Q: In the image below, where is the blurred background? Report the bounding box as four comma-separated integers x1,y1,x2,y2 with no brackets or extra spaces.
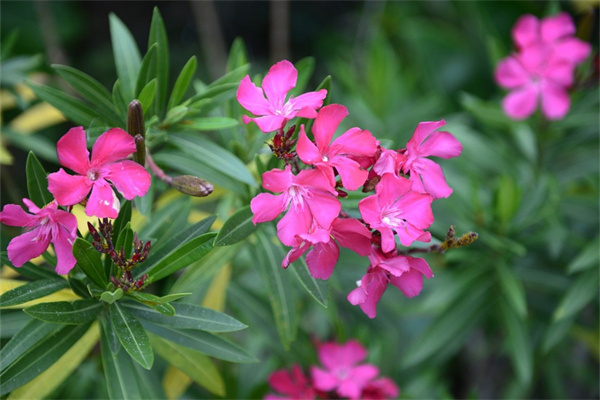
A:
1,1,598,399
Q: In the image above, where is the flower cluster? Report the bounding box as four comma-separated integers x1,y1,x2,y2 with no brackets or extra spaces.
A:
239,60,462,318
495,12,591,120
0,127,150,274
265,340,399,400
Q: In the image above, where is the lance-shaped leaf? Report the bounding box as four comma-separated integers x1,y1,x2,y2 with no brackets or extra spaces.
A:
135,43,157,97
112,200,132,245
147,7,169,116
126,291,190,305
25,151,53,207
109,302,154,370
214,206,257,247
138,78,157,115
28,81,100,127
168,56,197,109
0,279,69,308
114,222,134,259
109,13,141,101
291,257,329,308
24,300,102,325
1,252,56,281
553,268,599,321
180,117,238,131
0,311,32,339
0,318,63,370
73,238,107,288
122,301,246,332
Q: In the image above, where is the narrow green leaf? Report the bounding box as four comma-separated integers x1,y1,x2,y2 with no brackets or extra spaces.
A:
135,43,157,97
24,300,102,325
126,291,191,305
109,13,141,101
147,7,169,116
73,238,108,288
288,56,315,98
500,302,533,384
291,257,329,308
0,311,32,338
112,80,127,118
138,197,191,240
2,128,58,163
214,206,257,247
100,289,124,304
226,38,248,72
567,238,599,274
109,302,154,370
0,319,62,370
141,321,257,363
185,82,239,106
0,323,90,396
137,78,157,115
496,263,527,319
122,301,247,332
0,279,69,308
1,252,56,281
150,334,225,396
114,223,134,259
553,269,599,321
68,274,92,299
542,315,576,353
28,81,99,127
113,200,132,244
181,116,238,131
25,152,53,207
168,56,197,109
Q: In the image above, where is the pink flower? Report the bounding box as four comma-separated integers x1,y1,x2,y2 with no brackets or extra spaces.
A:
311,340,379,399
47,127,151,219
282,217,372,280
360,377,400,400
496,13,591,120
0,199,77,274
237,60,327,133
250,165,340,247
359,174,433,253
297,104,378,191
347,248,433,318
265,365,316,400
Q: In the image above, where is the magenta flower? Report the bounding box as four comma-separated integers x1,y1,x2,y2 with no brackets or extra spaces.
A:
360,377,400,400
47,127,151,219
265,365,316,400
496,13,591,120
250,165,340,247
311,340,379,399
282,217,372,280
347,248,433,318
237,60,327,133
297,104,378,191
359,174,433,253
0,199,77,274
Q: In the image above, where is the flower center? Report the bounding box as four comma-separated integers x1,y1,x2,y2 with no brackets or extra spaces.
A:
322,155,329,162
382,207,406,228
286,184,308,210
39,217,49,226
87,169,100,181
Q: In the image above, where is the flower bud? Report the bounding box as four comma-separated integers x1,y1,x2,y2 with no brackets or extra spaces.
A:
127,100,146,166
172,175,214,197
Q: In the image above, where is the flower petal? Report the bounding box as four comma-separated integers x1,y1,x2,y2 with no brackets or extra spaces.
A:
512,14,540,49
251,193,287,224
103,160,151,200
380,227,397,254
91,128,136,167
282,241,310,269
418,131,462,159
329,127,378,158
390,269,424,297
358,268,388,318
495,56,530,89
242,114,286,133
541,12,575,44
7,228,51,267
48,169,92,206
22,198,42,214
287,89,327,117
408,120,446,149
330,156,368,191
277,206,312,247
544,59,574,87
236,75,271,116
502,84,539,120
553,38,592,64
296,127,322,165
56,126,90,175
540,81,570,120
306,241,339,280
0,204,35,227
411,158,453,199
85,180,120,219
305,191,340,230
310,367,338,392
312,104,349,151
262,60,297,107
52,226,77,275
262,165,293,193
342,364,380,397
331,218,371,257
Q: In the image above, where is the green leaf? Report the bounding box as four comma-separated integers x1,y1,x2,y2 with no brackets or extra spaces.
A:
126,291,190,305
140,232,216,282
0,311,32,338
0,279,69,308
0,319,63,370
496,263,527,319
109,13,141,101
0,323,90,396
147,7,169,116
122,301,247,332
567,238,599,274
1,255,56,281
135,43,157,97
24,300,102,325
114,223,134,259
168,56,197,109
141,321,257,363
137,78,157,115
28,81,99,127
254,228,297,349
150,334,225,396
113,200,132,244
500,302,532,384
180,117,238,131
226,38,248,72
25,152,53,207
185,82,239,107
214,206,257,247
112,80,127,118
138,197,191,240
68,274,92,299
290,257,328,308
553,268,599,321
100,289,124,304
73,238,108,288
109,302,154,370
52,64,122,126
542,315,576,353
288,56,315,97
2,128,58,163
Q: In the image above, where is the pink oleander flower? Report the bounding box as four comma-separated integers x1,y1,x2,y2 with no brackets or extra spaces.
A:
282,217,372,280
347,248,433,318
311,340,379,399
47,127,151,219
496,13,591,120
251,165,340,247
297,104,378,191
359,174,433,253
265,365,316,400
237,60,327,133
0,199,77,274
360,377,400,400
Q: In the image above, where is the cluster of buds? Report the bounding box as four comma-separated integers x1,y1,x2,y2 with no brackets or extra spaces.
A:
88,219,150,292
268,125,297,161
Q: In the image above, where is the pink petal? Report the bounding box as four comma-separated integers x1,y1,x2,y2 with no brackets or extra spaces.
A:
418,131,463,159
0,204,35,227
51,209,78,237
7,228,51,267
47,169,92,206
262,60,297,107
242,114,286,133
411,158,453,199
541,12,575,44
502,84,539,120
296,127,322,165
277,206,312,247
310,367,338,392
331,218,371,257
495,56,530,89
378,255,410,277
347,286,367,306
306,241,339,280
358,195,381,227
85,180,120,219
294,168,337,196
329,127,378,158
52,226,77,275
236,75,271,116
553,38,592,64
262,166,294,193
22,198,42,214
103,160,151,200
544,59,574,87
287,89,327,117
395,222,431,247
390,269,424,297
408,120,447,149
540,81,570,120
337,380,363,399
358,268,388,318
345,364,380,391
376,174,413,208
318,340,368,371
330,156,368,191
305,191,340,229
250,193,286,224
56,126,91,175
282,241,310,269
512,14,540,49
396,191,433,229
380,227,397,253
373,149,400,177
312,104,349,151
90,128,136,167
